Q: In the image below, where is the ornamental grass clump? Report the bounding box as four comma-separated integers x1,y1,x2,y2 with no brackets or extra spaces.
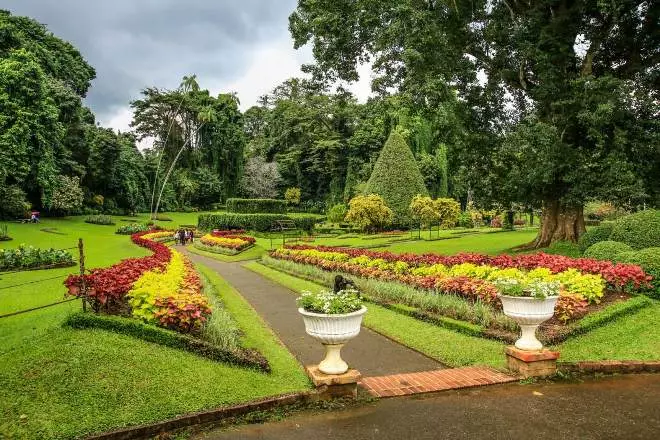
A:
297,289,362,314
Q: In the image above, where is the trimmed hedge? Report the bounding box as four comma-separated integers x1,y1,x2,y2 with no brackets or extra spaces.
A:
226,198,287,214
578,222,614,251
610,209,660,249
615,247,660,299
198,213,319,233
364,131,428,227
583,241,633,261
63,312,270,372
84,214,115,225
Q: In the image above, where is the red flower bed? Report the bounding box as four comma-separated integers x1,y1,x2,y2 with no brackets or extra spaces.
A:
284,245,651,291
65,230,172,309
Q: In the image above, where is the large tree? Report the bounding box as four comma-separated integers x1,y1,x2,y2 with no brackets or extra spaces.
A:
290,0,660,247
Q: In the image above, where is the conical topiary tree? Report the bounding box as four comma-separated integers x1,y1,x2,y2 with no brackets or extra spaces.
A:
364,131,428,226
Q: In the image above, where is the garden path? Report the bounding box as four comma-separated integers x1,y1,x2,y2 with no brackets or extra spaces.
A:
181,248,443,376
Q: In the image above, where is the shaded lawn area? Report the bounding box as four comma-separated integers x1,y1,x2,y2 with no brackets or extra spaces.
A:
244,262,660,368
0,218,310,439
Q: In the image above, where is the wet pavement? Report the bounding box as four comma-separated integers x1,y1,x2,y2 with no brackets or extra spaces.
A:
195,374,660,440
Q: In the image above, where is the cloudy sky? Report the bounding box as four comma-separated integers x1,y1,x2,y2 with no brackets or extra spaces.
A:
2,0,372,132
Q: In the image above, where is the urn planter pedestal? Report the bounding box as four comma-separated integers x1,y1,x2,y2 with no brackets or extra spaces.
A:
298,306,367,375
499,295,558,351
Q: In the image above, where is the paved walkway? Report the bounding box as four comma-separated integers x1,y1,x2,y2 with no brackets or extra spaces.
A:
183,250,442,376
195,374,660,440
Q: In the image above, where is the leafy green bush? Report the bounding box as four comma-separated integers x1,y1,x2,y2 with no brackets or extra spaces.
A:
327,203,348,223
284,188,301,206
364,131,428,226
198,213,319,232
63,312,269,371
0,245,74,271
584,241,633,260
345,194,394,232
610,209,660,249
0,184,30,219
615,247,660,299
0,224,10,241
115,223,149,235
578,222,614,251
226,198,287,214
153,214,172,221
456,212,474,228
84,214,115,225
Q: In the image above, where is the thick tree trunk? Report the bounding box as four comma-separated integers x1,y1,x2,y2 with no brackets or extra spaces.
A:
527,200,586,249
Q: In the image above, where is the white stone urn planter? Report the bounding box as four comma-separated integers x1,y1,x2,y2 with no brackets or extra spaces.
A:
500,295,559,351
298,306,367,375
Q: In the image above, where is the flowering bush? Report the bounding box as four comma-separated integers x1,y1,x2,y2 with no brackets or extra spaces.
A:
493,278,560,299
297,289,362,314
1,245,74,271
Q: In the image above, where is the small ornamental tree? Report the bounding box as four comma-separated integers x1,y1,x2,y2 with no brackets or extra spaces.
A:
364,131,428,226
47,175,84,214
410,195,439,231
434,198,461,228
345,194,394,233
285,187,301,206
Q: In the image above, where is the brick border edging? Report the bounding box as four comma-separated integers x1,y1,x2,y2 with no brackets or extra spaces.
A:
558,360,660,374
85,391,317,440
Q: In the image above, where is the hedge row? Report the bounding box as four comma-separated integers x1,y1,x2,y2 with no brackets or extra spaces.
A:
226,198,287,214
63,312,270,372
198,213,319,232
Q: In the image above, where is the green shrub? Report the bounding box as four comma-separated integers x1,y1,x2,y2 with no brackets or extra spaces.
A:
610,209,660,249
345,194,394,232
578,222,614,251
545,240,583,258
198,213,319,233
0,224,10,241
584,241,633,260
63,312,270,371
615,247,660,299
84,214,115,225
284,188,301,206
456,212,474,228
153,214,172,221
226,198,287,214
327,203,348,223
364,131,428,226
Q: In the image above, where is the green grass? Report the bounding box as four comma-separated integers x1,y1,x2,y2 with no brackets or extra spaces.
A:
555,300,660,361
0,216,310,439
243,261,507,368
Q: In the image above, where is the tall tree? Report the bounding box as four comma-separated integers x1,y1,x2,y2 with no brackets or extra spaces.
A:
290,0,660,246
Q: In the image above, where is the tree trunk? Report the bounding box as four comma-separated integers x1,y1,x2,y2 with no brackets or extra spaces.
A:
528,200,586,249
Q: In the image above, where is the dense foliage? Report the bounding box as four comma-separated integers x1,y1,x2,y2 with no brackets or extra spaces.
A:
198,213,318,233
616,248,660,299
0,245,74,271
584,241,633,261
290,0,660,245
84,215,115,225
578,223,615,251
344,194,394,232
364,131,428,226
609,210,660,250
226,198,287,214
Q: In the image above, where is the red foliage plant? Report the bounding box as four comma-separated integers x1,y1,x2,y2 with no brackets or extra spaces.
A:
64,231,172,311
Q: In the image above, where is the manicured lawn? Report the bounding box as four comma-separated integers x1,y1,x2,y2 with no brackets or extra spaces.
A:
0,217,310,439
556,301,660,362
382,228,539,255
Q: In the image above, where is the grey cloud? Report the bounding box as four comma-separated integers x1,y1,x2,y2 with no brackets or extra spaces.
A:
1,0,297,120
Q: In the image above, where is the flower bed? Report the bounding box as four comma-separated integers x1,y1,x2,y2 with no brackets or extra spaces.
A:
270,245,652,322
1,245,75,272
200,231,256,252
64,230,211,333
116,223,149,235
